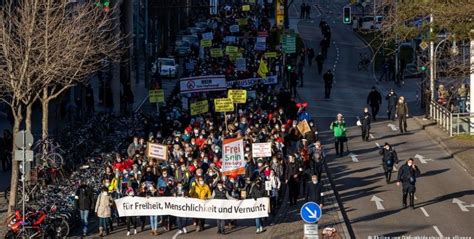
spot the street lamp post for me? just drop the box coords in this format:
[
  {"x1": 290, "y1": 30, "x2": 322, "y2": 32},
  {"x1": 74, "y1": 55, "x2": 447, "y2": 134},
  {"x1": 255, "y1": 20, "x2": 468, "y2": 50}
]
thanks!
[{"x1": 470, "y1": 29, "x2": 474, "y2": 134}]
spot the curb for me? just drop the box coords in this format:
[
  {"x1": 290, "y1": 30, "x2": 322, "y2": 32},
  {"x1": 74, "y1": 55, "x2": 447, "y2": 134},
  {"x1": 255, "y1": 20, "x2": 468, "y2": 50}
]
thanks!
[{"x1": 412, "y1": 117, "x2": 473, "y2": 177}]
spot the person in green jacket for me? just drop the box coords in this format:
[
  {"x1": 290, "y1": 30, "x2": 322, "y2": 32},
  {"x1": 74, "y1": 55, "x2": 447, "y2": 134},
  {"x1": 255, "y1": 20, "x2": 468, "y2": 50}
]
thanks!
[{"x1": 330, "y1": 113, "x2": 347, "y2": 157}]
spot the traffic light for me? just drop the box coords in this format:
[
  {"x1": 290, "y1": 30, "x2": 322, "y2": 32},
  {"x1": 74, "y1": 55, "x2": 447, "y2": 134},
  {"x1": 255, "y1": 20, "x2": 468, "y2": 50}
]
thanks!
[
  {"x1": 95, "y1": 0, "x2": 111, "y2": 12},
  {"x1": 343, "y1": 7, "x2": 351, "y2": 24},
  {"x1": 287, "y1": 65, "x2": 292, "y2": 71},
  {"x1": 420, "y1": 65, "x2": 427, "y2": 72}
]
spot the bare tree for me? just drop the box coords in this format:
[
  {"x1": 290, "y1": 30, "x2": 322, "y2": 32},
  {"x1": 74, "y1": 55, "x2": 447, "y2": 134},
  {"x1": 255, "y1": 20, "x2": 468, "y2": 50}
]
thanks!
[{"x1": 0, "y1": 0, "x2": 124, "y2": 214}]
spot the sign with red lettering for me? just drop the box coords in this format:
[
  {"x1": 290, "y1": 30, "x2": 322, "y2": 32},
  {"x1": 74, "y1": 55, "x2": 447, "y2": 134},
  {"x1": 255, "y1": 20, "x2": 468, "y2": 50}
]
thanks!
[
  {"x1": 222, "y1": 138, "x2": 245, "y2": 176},
  {"x1": 252, "y1": 142, "x2": 272, "y2": 158}
]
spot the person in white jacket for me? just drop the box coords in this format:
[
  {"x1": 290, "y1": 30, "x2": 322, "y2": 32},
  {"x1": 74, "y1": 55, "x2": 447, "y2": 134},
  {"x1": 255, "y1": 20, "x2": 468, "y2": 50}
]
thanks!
[{"x1": 266, "y1": 169, "x2": 281, "y2": 214}]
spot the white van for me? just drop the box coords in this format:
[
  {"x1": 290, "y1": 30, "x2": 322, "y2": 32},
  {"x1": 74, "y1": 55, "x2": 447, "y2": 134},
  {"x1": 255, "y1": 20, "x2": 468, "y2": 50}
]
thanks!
[{"x1": 360, "y1": 16, "x2": 383, "y2": 30}]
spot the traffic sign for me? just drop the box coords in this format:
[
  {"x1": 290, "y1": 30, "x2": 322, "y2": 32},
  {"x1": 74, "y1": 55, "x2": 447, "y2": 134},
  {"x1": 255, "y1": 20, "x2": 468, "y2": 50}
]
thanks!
[
  {"x1": 14, "y1": 149, "x2": 34, "y2": 162},
  {"x1": 14, "y1": 130, "x2": 34, "y2": 149},
  {"x1": 300, "y1": 202, "x2": 322, "y2": 223},
  {"x1": 304, "y1": 224, "x2": 319, "y2": 238},
  {"x1": 419, "y1": 41, "x2": 429, "y2": 51},
  {"x1": 282, "y1": 35, "x2": 296, "y2": 54}
]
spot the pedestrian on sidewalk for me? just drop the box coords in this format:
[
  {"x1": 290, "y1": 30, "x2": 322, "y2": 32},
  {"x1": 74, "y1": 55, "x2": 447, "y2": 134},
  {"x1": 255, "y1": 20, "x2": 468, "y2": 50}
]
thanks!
[
  {"x1": 298, "y1": 61, "x2": 304, "y2": 87},
  {"x1": 323, "y1": 70, "x2": 333, "y2": 99},
  {"x1": 95, "y1": 186, "x2": 113, "y2": 237},
  {"x1": 379, "y1": 143, "x2": 398, "y2": 184},
  {"x1": 316, "y1": 53, "x2": 324, "y2": 75},
  {"x1": 308, "y1": 140, "x2": 325, "y2": 180},
  {"x1": 423, "y1": 86, "x2": 431, "y2": 118},
  {"x1": 125, "y1": 188, "x2": 139, "y2": 236},
  {"x1": 320, "y1": 38, "x2": 329, "y2": 59},
  {"x1": 172, "y1": 181, "x2": 188, "y2": 235},
  {"x1": 212, "y1": 181, "x2": 236, "y2": 234},
  {"x1": 395, "y1": 96, "x2": 409, "y2": 133},
  {"x1": 305, "y1": 174, "x2": 323, "y2": 208},
  {"x1": 386, "y1": 89, "x2": 398, "y2": 120},
  {"x1": 300, "y1": 3, "x2": 306, "y2": 19},
  {"x1": 305, "y1": 4, "x2": 311, "y2": 19},
  {"x1": 289, "y1": 69, "x2": 298, "y2": 98},
  {"x1": 285, "y1": 154, "x2": 302, "y2": 206},
  {"x1": 397, "y1": 158, "x2": 421, "y2": 209},
  {"x1": 307, "y1": 48, "x2": 315, "y2": 66},
  {"x1": 359, "y1": 107, "x2": 371, "y2": 142},
  {"x1": 75, "y1": 180, "x2": 93, "y2": 237},
  {"x1": 366, "y1": 86, "x2": 382, "y2": 121},
  {"x1": 330, "y1": 113, "x2": 347, "y2": 157}
]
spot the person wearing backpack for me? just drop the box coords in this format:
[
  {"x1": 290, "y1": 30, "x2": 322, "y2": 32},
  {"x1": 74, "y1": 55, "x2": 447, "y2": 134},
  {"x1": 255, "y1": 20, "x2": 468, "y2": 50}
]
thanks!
[
  {"x1": 379, "y1": 142, "x2": 398, "y2": 184},
  {"x1": 397, "y1": 158, "x2": 421, "y2": 209}
]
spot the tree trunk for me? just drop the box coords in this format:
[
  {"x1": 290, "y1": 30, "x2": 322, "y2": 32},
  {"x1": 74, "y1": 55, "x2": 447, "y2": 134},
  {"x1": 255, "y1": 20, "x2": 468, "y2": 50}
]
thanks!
[
  {"x1": 7, "y1": 110, "x2": 22, "y2": 215},
  {"x1": 41, "y1": 90, "x2": 50, "y2": 141},
  {"x1": 26, "y1": 103, "x2": 32, "y2": 132}
]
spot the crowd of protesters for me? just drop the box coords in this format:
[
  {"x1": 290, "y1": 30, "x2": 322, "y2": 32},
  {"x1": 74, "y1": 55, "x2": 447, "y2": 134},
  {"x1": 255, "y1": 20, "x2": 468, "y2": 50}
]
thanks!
[{"x1": 74, "y1": 2, "x2": 326, "y2": 238}]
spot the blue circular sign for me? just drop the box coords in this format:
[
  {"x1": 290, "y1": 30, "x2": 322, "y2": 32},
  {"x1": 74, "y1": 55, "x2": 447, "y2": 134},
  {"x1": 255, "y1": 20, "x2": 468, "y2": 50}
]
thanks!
[{"x1": 300, "y1": 202, "x2": 322, "y2": 223}]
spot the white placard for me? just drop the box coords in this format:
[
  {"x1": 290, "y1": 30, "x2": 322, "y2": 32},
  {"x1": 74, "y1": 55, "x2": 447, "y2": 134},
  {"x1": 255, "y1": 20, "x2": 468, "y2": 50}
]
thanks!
[
  {"x1": 304, "y1": 224, "x2": 319, "y2": 237},
  {"x1": 180, "y1": 75, "x2": 227, "y2": 93},
  {"x1": 202, "y1": 32, "x2": 214, "y2": 40},
  {"x1": 147, "y1": 143, "x2": 168, "y2": 161},
  {"x1": 226, "y1": 75, "x2": 278, "y2": 88},
  {"x1": 115, "y1": 196, "x2": 270, "y2": 219},
  {"x1": 252, "y1": 142, "x2": 272, "y2": 158},
  {"x1": 229, "y1": 25, "x2": 240, "y2": 33}
]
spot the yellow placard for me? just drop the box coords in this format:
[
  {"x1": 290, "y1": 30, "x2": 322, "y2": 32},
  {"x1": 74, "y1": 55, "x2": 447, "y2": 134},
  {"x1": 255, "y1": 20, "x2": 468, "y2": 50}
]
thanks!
[
  {"x1": 190, "y1": 100, "x2": 209, "y2": 116},
  {"x1": 214, "y1": 98, "x2": 234, "y2": 112},
  {"x1": 225, "y1": 46, "x2": 239, "y2": 54},
  {"x1": 228, "y1": 52, "x2": 243, "y2": 61},
  {"x1": 210, "y1": 48, "x2": 223, "y2": 57},
  {"x1": 200, "y1": 39, "x2": 212, "y2": 47},
  {"x1": 149, "y1": 89, "x2": 164, "y2": 103},
  {"x1": 264, "y1": 52, "x2": 277, "y2": 58},
  {"x1": 238, "y1": 18, "x2": 248, "y2": 26},
  {"x1": 242, "y1": 5, "x2": 250, "y2": 11},
  {"x1": 228, "y1": 89, "x2": 247, "y2": 104}
]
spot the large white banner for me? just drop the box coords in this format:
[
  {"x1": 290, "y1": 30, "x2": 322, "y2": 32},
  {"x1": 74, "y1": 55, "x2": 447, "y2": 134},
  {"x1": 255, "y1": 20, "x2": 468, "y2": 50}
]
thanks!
[
  {"x1": 226, "y1": 75, "x2": 278, "y2": 88},
  {"x1": 222, "y1": 138, "x2": 245, "y2": 176},
  {"x1": 180, "y1": 75, "x2": 227, "y2": 93},
  {"x1": 115, "y1": 196, "x2": 270, "y2": 219}
]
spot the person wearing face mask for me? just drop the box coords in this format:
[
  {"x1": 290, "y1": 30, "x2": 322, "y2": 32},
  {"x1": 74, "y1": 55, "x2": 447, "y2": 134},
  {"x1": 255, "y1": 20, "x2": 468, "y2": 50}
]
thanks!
[
  {"x1": 267, "y1": 169, "x2": 281, "y2": 214},
  {"x1": 172, "y1": 181, "x2": 188, "y2": 235},
  {"x1": 386, "y1": 89, "x2": 398, "y2": 121},
  {"x1": 379, "y1": 142, "x2": 398, "y2": 183},
  {"x1": 285, "y1": 155, "x2": 303, "y2": 206},
  {"x1": 330, "y1": 113, "x2": 347, "y2": 157},
  {"x1": 212, "y1": 181, "x2": 236, "y2": 234},
  {"x1": 141, "y1": 166, "x2": 157, "y2": 184},
  {"x1": 124, "y1": 188, "x2": 138, "y2": 236},
  {"x1": 127, "y1": 137, "x2": 141, "y2": 158},
  {"x1": 189, "y1": 177, "x2": 211, "y2": 232},
  {"x1": 397, "y1": 158, "x2": 420, "y2": 209},
  {"x1": 175, "y1": 163, "x2": 191, "y2": 188},
  {"x1": 75, "y1": 180, "x2": 93, "y2": 237},
  {"x1": 95, "y1": 186, "x2": 112, "y2": 237},
  {"x1": 305, "y1": 120, "x2": 318, "y2": 143},
  {"x1": 305, "y1": 174, "x2": 323, "y2": 208},
  {"x1": 250, "y1": 178, "x2": 268, "y2": 234},
  {"x1": 309, "y1": 141, "x2": 325, "y2": 180},
  {"x1": 359, "y1": 107, "x2": 371, "y2": 142},
  {"x1": 395, "y1": 96, "x2": 409, "y2": 133}
]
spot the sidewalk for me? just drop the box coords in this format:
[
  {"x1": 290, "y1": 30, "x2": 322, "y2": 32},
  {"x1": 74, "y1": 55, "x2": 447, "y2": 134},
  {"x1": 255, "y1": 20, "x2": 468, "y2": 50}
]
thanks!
[{"x1": 413, "y1": 117, "x2": 474, "y2": 177}]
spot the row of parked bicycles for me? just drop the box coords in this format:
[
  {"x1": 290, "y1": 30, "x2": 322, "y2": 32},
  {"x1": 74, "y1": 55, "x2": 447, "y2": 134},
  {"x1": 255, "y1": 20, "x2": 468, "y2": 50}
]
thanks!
[{"x1": 4, "y1": 113, "x2": 146, "y2": 239}]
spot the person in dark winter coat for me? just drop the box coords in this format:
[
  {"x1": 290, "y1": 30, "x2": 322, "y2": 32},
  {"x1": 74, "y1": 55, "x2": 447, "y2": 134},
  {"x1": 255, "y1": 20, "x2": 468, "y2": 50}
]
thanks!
[
  {"x1": 395, "y1": 96, "x2": 409, "y2": 133},
  {"x1": 315, "y1": 53, "x2": 324, "y2": 75},
  {"x1": 397, "y1": 158, "x2": 420, "y2": 208},
  {"x1": 212, "y1": 181, "x2": 235, "y2": 234},
  {"x1": 305, "y1": 174, "x2": 324, "y2": 207},
  {"x1": 308, "y1": 141, "x2": 325, "y2": 180},
  {"x1": 323, "y1": 70, "x2": 334, "y2": 99},
  {"x1": 289, "y1": 70, "x2": 298, "y2": 97},
  {"x1": 379, "y1": 143, "x2": 398, "y2": 183},
  {"x1": 285, "y1": 155, "x2": 303, "y2": 205},
  {"x1": 250, "y1": 178, "x2": 267, "y2": 234},
  {"x1": 76, "y1": 181, "x2": 94, "y2": 237},
  {"x1": 359, "y1": 107, "x2": 371, "y2": 141},
  {"x1": 386, "y1": 89, "x2": 398, "y2": 120},
  {"x1": 367, "y1": 87, "x2": 382, "y2": 121}
]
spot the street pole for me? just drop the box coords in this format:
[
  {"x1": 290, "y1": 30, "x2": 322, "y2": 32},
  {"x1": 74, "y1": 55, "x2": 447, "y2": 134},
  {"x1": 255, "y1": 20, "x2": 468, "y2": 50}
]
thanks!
[
  {"x1": 144, "y1": 0, "x2": 149, "y2": 87},
  {"x1": 21, "y1": 131, "x2": 25, "y2": 238},
  {"x1": 470, "y1": 29, "x2": 474, "y2": 134},
  {"x1": 429, "y1": 13, "x2": 435, "y2": 102}
]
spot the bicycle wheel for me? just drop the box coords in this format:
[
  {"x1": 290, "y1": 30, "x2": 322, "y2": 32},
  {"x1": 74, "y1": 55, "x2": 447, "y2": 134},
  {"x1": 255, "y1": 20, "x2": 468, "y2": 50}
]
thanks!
[
  {"x1": 56, "y1": 219, "x2": 70, "y2": 238},
  {"x1": 47, "y1": 153, "x2": 64, "y2": 168}
]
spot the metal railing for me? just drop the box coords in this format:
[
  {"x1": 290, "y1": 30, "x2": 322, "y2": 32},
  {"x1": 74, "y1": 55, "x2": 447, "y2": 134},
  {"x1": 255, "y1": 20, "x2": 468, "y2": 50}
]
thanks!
[{"x1": 430, "y1": 100, "x2": 474, "y2": 136}]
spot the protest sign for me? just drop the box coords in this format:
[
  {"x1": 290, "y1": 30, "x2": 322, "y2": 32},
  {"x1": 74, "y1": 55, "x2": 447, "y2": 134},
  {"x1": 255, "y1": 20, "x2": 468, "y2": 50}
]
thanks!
[
  {"x1": 115, "y1": 196, "x2": 270, "y2": 219},
  {"x1": 247, "y1": 90, "x2": 257, "y2": 99},
  {"x1": 180, "y1": 75, "x2": 227, "y2": 93},
  {"x1": 254, "y1": 42, "x2": 266, "y2": 51},
  {"x1": 228, "y1": 52, "x2": 243, "y2": 61},
  {"x1": 214, "y1": 98, "x2": 234, "y2": 112},
  {"x1": 147, "y1": 143, "x2": 168, "y2": 161},
  {"x1": 252, "y1": 142, "x2": 272, "y2": 158},
  {"x1": 235, "y1": 58, "x2": 246, "y2": 71},
  {"x1": 190, "y1": 100, "x2": 209, "y2": 116},
  {"x1": 228, "y1": 89, "x2": 247, "y2": 104},
  {"x1": 202, "y1": 32, "x2": 214, "y2": 40},
  {"x1": 210, "y1": 48, "x2": 223, "y2": 57},
  {"x1": 242, "y1": 5, "x2": 250, "y2": 11},
  {"x1": 149, "y1": 89, "x2": 164, "y2": 103},
  {"x1": 229, "y1": 25, "x2": 240, "y2": 33},
  {"x1": 224, "y1": 36, "x2": 236, "y2": 43},
  {"x1": 237, "y1": 18, "x2": 248, "y2": 26},
  {"x1": 225, "y1": 46, "x2": 239, "y2": 54},
  {"x1": 222, "y1": 138, "x2": 245, "y2": 176},
  {"x1": 257, "y1": 37, "x2": 266, "y2": 43},
  {"x1": 297, "y1": 120, "x2": 311, "y2": 135},
  {"x1": 264, "y1": 52, "x2": 277, "y2": 58},
  {"x1": 226, "y1": 75, "x2": 278, "y2": 88},
  {"x1": 200, "y1": 39, "x2": 212, "y2": 47}
]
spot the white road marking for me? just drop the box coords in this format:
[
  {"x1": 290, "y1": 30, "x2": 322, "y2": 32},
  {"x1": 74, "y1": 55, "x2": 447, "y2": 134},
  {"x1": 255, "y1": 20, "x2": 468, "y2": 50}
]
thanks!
[
  {"x1": 414, "y1": 154, "x2": 433, "y2": 164},
  {"x1": 452, "y1": 198, "x2": 474, "y2": 212},
  {"x1": 420, "y1": 207, "x2": 430, "y2": 217},
  {"x1": 369, "y1": 134, "x2": 375, "y2": 139},
  {"x1": 375, "y1": 142, "x2": 381, "y2": 148},
  {"x1": 433, "y1": 226, "x2": 444, "y2": 238},
  {"x1": 348, "y1": 153, "x2": 359, "y2": 162},
  {"x1": 172, "y1": 230, "x2": 181, "y2": 239},
  {"x1": 370, "y1": 196, "x2": 385, "y2": 210},
  {"x1": 414, "y1": 195, "x2": 417, "y2": 200}
]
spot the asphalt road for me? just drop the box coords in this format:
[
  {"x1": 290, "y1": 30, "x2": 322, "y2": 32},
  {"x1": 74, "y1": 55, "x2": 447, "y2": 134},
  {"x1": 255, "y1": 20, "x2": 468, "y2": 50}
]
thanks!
[{"x1": 296, "y1": 0, "x2": 474, "y2": 238}]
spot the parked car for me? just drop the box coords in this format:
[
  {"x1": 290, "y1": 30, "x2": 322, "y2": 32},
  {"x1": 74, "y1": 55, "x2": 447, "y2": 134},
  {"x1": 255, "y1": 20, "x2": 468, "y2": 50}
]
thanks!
[
  {"x1": 152, "y1": 58, "x2": 178, "y2": 78},
  {"x1": 359, "y1": 16, "x2": 384, "y2": 30},
  {"x1": 174, "y1": 40, "x2": 191, "y2": 57}
]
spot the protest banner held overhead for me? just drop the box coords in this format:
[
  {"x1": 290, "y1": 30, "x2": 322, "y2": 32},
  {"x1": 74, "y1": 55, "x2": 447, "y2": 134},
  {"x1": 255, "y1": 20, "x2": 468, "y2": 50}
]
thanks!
[
  {"x1": 226, "y1": 75, "x2": 278, "y2": 88},
  {"x1": 297, "y1": 120, "x2": 312, "y2": 135},
  {"x1": 149, "y1": 89, "x2": 164, "y2": 103},
  {"x1": 252, "y1": 142, "x2": 272, "y2": 158},
  {"x1": 200, "y1": 39, "x2": 212, "y2": 47},
  {"x1": 214, "y1": 98, "x2": 234, "y2": 112},
  {"x1": 115, "y1": 196, "x2": 270, "y2": 219},
  {"x1": 190, "y1": 100, "x2": 209, "y2": 116},
  {"x1": 222, "y1": 138, "x2": 245, "y2": 176},
  {"x1": 210, "y1": 48, "x2": 224, "y2": 57},
  {"x1": 147, "y1": 143, "x2": 168, "y2": 161},
  {"x1": 228, "y1": 89, "x2": 247, "y2": 104},
  {"x1": 180, "y1": 75, "x2": 227, "y2": 94}
]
